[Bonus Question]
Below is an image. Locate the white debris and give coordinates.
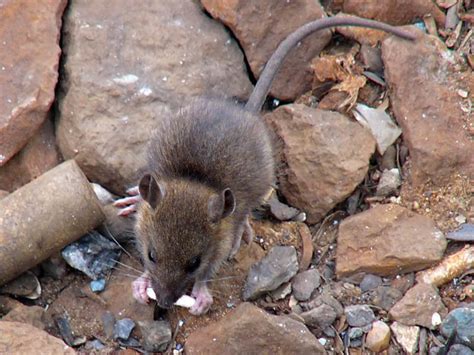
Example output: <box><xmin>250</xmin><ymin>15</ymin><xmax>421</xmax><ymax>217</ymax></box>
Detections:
<box><xmin>146</xmin><ymin>287</ymin><xmax>157</xmax><ymax>300</ymax></box>
<box><xmin>175</xmin><ymin>295</ymin><xmax>196</xmax><ymax>308</ymax></box>
<box><xmin>113</xmin><ymin>74</ymin><xmax>139</xmax><ymax>85</ymax></box>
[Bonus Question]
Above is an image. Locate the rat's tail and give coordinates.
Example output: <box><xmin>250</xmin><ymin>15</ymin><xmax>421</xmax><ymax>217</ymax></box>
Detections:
<box><xmin>244</xmin><ymin>16</ymin><xmax>417</xmax><ymax>113</ymax></box>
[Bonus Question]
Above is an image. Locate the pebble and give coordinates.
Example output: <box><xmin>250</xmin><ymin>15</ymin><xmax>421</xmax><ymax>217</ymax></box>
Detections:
<box><xmin>349</xmin><ymin>327</ymin><xmax>364</xmax><ymax>346</ymax></box>
<box><xmin>366</xmin><ymin>321</ymin><xmax>391</xmax><ymax>352</ymax></box>
<box><xmin>85</xmin><ymin>339</ymin><xmax>106</xmax><ymax>351</ymax></box>
<box><xmin>300</xmin><ymin>304</ymin><xmax>337</xmax><ymax>329</ymax></box>
<box><xmin>391</xmin><ymin>321</ymin><xmax>420</xmax><ymax>354</ymax></box>
<box><xmin>447</xmin><ymin>224</ymin><xmax>474</xmax><ymax>242</ymax></box>
<box><xmin>344</xmin><ymin>305</ymin><xmax>375</xmax><ymax>327</ymax></box>
<box><xmin>113</xmin><ymin>318</ymin><xmax>135</xmax><ymax>341</ymax></box>
<box><xmin>270</xmin><ymin>282</ymin><xmax>292</xmax><ymax>300</ymax></box>
<box><xmin>371</xmin><ymin>285</ymin><xmax>403</xmax><ymax>310</ymax></box>
<box><xmin>243</xmin><ymin>246</ymin><xmax>299</xmax><ymax>301</ymax></box>
<box><xmin>447</xmin><ymin>344</ymin><xmax>474</xmax><ymax>355</ymax></box>
<box><xmin>101</xmin><ymin>311</ymin><xmax>116</xmax><ymax>340</ymax></box>
<box><xmin>292</xmin><ymin>269</ymin><xmax>321</xmax><ymax>301</ymax></box>
<box><xmin>376</xmin><ymin>168</ymin><xmax>401</xmax><ymax>196</ymax></box>
<box><xmin>360</xmin><ymin>274</ymin><xmax>383</xmax><ymax>292</ymax></box>
<box><xmin>440</xmin><ymin>307</ymin><xmax>474</xmax><ymax>349</ymax></box>
<box><xmin>138</xmin><ymin>320</ymin><xmax>172</xmax><ymax>353</ymax></box>
<box><xmin>90</xmin><ymin>278</ymin><xmax>106</xmax><ymax>292</ymax></box>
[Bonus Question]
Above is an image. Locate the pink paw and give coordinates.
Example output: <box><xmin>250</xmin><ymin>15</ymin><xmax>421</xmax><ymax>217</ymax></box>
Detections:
<box><xmin>114</xmin><ymin>186</ymin><xmax>142</xmax><ymax>217</ymax></box>
<box><xmin>190</xmin><ymin>283</ymin><xmax>213</xmax><ymax>315</ymax></box>
<box><xmin>132</xmin><ymin>273</ymin><xmax>151</xmax><ymax>304</ymax></box>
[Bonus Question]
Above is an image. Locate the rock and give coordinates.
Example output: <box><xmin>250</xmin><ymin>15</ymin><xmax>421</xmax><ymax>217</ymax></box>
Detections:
<box><xmin>270</xmin><ymin>282</ymin><xmax>292</xmax><ymax>301</ymax></box>
<box><xmin>138</xmin><ymin>320</ymin><xmax>172</xmax><ymax>353</ymax></box>
<box><xmin>0</xmin><ymin>119</ymin><xmax>60</xmax><ymax>192</ymax></box>
<box><xmin>243</xmin><ymin>246</ymin><xmax>298</xmax><ymax>301</ymax></box>
<box><xmin>376</xmin><ymin>168</ymin><xmax>401</xmax><ymax>196</ymax></box>
<box><xmin>389</xmin><ymin>283</ymin><xmax>448</xmax><ymax>329</ymax></box>
<box><xmin>348</xmin><ymin>327</ymin><xmax>364</xmax><ymax>346</ymax></box>
<box><xmin>61</xmin><ymin>231</ymin><xmax>121</xmax><ymax>280</ymax></box>
<box><xmin>360</xmin><ymin>274</ymin><xmax>383</xmax><ymax>292</ymax></box>
<box><xmin>113</xmin><ymin>318</ymin><xmax>135</xmax><ymax>341</ymax></box>
<box><xmin>344</xmin><ymin>305</ymin><xmax>375</xmax><ymax>327</ymax></box>
<box><xmin>336</xmin><ymin>204</ymin><xmax>447</xmax><ymax>277</ymax></box>
<box><xmin>101</xmin><ymin>311</ymin><xmax>115</xmax><ymax>340</ymax></box>
<box><xmin>391</xmin><ymin>322</ymin><xmax>420</xmax><ymax>354</ymax></box>
<box><xmin>391</xmin><ymin>273</ymin><xmax>416</xmax><ymax>294</ymax></box>
<box><xmin>382</xmin><ymin>29</ymin><xmax>474</xmax><ymax>187</ymax></box>
<box><xmin>0</xmin><ymin>271</ymin><xmax>41</xmax><ymax>299</ymax></box>
<box><xmin>185</xmin><ymin>302</ymin><xmax>326</xmax><ymax>354</ymax></box>
<box><xmin>201</xmin><ymin>0</ymin><xmax>331</xmax><ymax>101</ymax></box>
<box><xmin>56</xmin><ymin>0</ymin><xmax>252</xmax><ymax>194</ymax></box>
<box><xmin>265</xmin><ymin>104</ymin><xmax>375</xmax><ymax>223</ymax></box>
<box><xmin>0</xmin><ymin>0</ymin><xmax>66</xmax><ymax>166</ymax></box>
<box><xmin>301</xmin><ymin>304</ymin><xmax>338</xmax><ymax>329</ymax></box>
<box><xmin>2</xmin><ymin>304</ymin><xmax>46</xmax><ymax>330</ymax></box>
<box><xmin>447</xmin><ymin>224</ymin><xmax>474</xmax><ymax>242</ymax></box>
<box><xmin>342</xmin><ymin>0</ymin><xmax>445</xmax><ymax>27</ymax></box>
<box><xmin>292</xmin><ymin>269</ymin><xmax>321</xmax><ymax>301</ymax></box>
<box><xmin>90</xmin><ymin>279</ymin><xmax>106</xmax><ymax>293</ymax></box>
<box><xmin>371</xmin><ymin>286</ymin><xmax>404</xmax><ymax>311</ymax></box>
<box><xmin>447</xmin><ymin>344</ymin><xmax>474</xmax><ymax>355</ymax></box>
<box><xmin>366</xmin><ymin>321</ymin><xmax>391</xmax><ymax>352</ymax></box>
<box><xmin>0</xmin><ymin>321</ymin><xmax>74</xmax><ymax>354</ymax></box>
<box><xmin>41</xmin><ymin>253</ymin><xmax>68</xmax><ymax>280</ymax></box>
<box><xmin>300</xmin><ymin>289</ymin><xmax>344</xmax><ymax>318</ymax></box>
<box><xmin>85</xmin><ymin>339</ymin><xmax>106</xmax><ymax>351</ymax></box>
<box><xmin>359</xmin><ymin>45</ymin><xmax>384</xmax><ymax>73</ymax></box>
<box><xmin>440</xmin><ymin>307</ymin><xmax>474</xmax><ymax>349</ymax></box>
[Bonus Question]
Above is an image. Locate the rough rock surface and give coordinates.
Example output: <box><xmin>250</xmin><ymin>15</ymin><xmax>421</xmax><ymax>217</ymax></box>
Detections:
<box><xmin>390</xmin><ymin>321</ymin><xmax>420</xmax><ymax>354</ymax></box>
<box><xmin>389</xmin><ymin>283</ymin><xmax>447</xmax><ymax>329</ymax></box>
<box><xmin>366</xmin><ymin>320</ymin><xmax>391</xmax><ymax>352</ymax></box>
<box><xmin>201</xmin><ymin>0</ymin><xmax>331</xmax><ymax>101</ymax></box>
<box><xmin>0</xmin><ymin>0</ymin><xmax>64</xmax><ymax>167</ymax></box>
<box><xmin>57</xmin><ymin>0</ymin><xmax>252</xmax><ymax>193</ymax></box>
<box><xmin>300</xmin><ymin>304</ymin><xmax>337</xmax><ymax>329</ymax></box>
<box><xmin>440</xmin><ymin>307</ymin><xmax>474</xmax><ymax>349</ymax></box>
<box><xmin>382</xmin><ymin>29</ymin><xmax>474</xmax><ymax>187</ymax></box>
<box><xmin>2</xmin><ymin>304</ymin><xmax>46</xmax><ymax>330</ymax></box>
<box><xmin>336</xmin><ymin>204</ymin><xmax>447</xmax><ymax>277</ymax></box>
<box><xmin>344</xmin><ymin>305</ymin><xmax>375</xmax><ymax>327</ymax></box>
<box><xmin>185</xmin><ymin>303</ymin><xmax>326</xmax><ymax>354</ymax></box>
<box><xmin>292</xmin><ymin>269</ymin><xmax>321</xmax><ymax>301</ymax></box>
<box><xmin>342</xmin><ymin>0</ymin><xmax>445</xmax><ymax>27</ymax></box>
<box><xmin>0</xmin><ymin>119</ymin><xmax>60</xmax><ymax>192</ymax></box>
<box><xmin>0</xmin><ymin>321</ymin><xmax>74</xmax><ymax>354</ymax></box>
<box><xmin>265</xmin><ymin>104</ymin><xmax>375</xmax><ymax>223</ymax></box>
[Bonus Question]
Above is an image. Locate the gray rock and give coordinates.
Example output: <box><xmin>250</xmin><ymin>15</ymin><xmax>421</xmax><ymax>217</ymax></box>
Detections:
<box><xmin>344</xmin><ymin>305</ymin><xmax>375</xmax><ymax>327</ymax></box>
<box><xmin>441</xmin><ymin>308</ymin><xmax>474</xmax><ymax>349</ymax></box>
<box><xmin>360</xmin><ymin>274</ymin><xmax>383</xmax><ymax>292</ymax></box>
<box><xmin>447</xmin><ymin>344</ymin><xmax>474</xmax><ymax>355</ymax></box>
<box><xmin>376</xmin><ymin>168</ymin><xmax>401</xmax><ymax>196</ymax></box>
<box><xmin>101</xmin><ymin>311</ymin><xmax>115</xmax><ymax>340</ymax></box>
<box><xmin>138</xmin><ymin>320</ymin><xmax>172</xmax><ymax>353</ymax></box>
<box><xmin>301</xmin><ymin>304</ymin><xmax>337</xmax><ymax>329</ymax></box>
<box><xmin>371</xmin><ymin>286</ymin><xmax>404</xmax><ymax>310</ymax></box>
<box><xmin>243</xmin><ymin>246</ymin><xmax>298</xmax><ymax>301</ymax></box>
<box><xmin>446</xmin><ymin>224</ymin><xmax>474</xmax><ymax>242</ymax></box>
<box><xmin>61</xmin><ymin>231</ymin><xmax>121</xmax><ymax>280</ymax></box>
<box><xmin>300</xmin><ymin>288</ymin><xmax>344</xmax><ymax>317</ymax></box>
<box><xmin>113</xmin><ymin>318</ymin><xmax>135</xmax><ymax>341</ymax></box>
<box><xmin>292</xmin><ymin>269</ymin><xmax>321</xmax><ymax>301</ymax></box>
<box><xmin>270</xmin><ymin>282</ymin><xmax>292</xmax><ymax>301</ymax></box>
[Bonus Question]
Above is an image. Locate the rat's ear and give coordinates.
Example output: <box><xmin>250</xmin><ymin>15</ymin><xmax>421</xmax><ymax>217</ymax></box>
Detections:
<box><xmin>138</xmin><ymin>174</ymin><xmax>164</xmax><ymax>209</ymax></box>
<box><xmin>208</xmin><ymin>188</ymin><xmax>235</xmax><ymax>223</ymax></box>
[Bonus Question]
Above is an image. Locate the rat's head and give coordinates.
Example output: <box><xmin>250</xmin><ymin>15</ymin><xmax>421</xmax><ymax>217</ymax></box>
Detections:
<box><xmin>135</xmin><ymin>174</ymin><xmax>235</xmax><ymax>308</ymax></box>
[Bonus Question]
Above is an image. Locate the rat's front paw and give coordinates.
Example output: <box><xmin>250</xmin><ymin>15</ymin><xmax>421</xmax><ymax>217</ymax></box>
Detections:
<box><xmin>190</xmin><ymin>283</ymin><xmax>213</xmax><ymax>315</ymax></box>
<box><xmin>114</xmin><ymin>186</ymin><xmax>142</xmax><ymax>217</ymax></box>
<box><xmin>132</xmin><ymin>273</ymin><xmax>151</xmax><ymax>304</ymax></box>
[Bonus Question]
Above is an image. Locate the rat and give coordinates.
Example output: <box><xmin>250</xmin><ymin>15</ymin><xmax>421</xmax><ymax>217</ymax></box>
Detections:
<box><xmin>114</xmin><ymin>16</ymin><xmax>416</xmax><ymax>315</ymax></box>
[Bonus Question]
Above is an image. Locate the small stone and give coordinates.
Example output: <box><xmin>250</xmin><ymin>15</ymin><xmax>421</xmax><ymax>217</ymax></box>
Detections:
<box><xmin>101</xmin><ymin>311</ymin><xmax>115</xmax><ymax>340</ymax></box>
<box><xmin>360</xmin><ymin>274</ymin><xmax>383</xmax><ymax>292</ymax></box>
<box><xmin>90</xmin><ymin>278</ymin><xmax>106</xmax><ymax>293</ymax></box>
<box><xmin>300</xmin><ymin>304</ymin><xmax>338</xmax><ymax>329</ymax></box>
<box><xmin>243</xmin><ymin>246</ymin><xmax>299</xmax><ymax>301</ymax></box>
<box><xmin>85</xmin><ymin>339</ymin><xmax>106</xmax><ymax>350</ymax></box>
<box><xmin>376</xmin><ymin>168</ymin><xmax>401</xmax><ymax>196</ymax></box>
<box><xmin>440</xmin><ymin>307</ymin><xmax>474</xmax><ymax>349</ymax></box>
<box><xmin>138</xmin><ymin>320</ymin><xmax>172</xmax><ymax>353</ymax></box>
<box><xmin>389</xmin><ymin>283</ymin><xmax>447</xmax><ymax>329</ymax></box>
<box><xmin>292</xmin><ymin>269</ymin><xmax>321</xmax><ymax>301</ymax></box>
<box><xmin>300</xmin><ymin>289</ymin><xmax>344</xmax><ymax>317</ymax></box>
<box><xmin>457</xmin><ymin>89</ymin><xmax>468</xmax><ymax>98</ymax></box>
<box><xmin>447</xmin><ymin>344</ymin><xmax>474</xmax><ymax>355</ymax></box>
<box><xmin>455</xmin><ymin>215</ymin><xmax>467</xmax><ymax>225</ymax></box>
<box><xmin>391</xmin><ymin>322</ymin><xmax>420</xmax><ymax>354</ymax></box>
<box><xmin>113</xmin><ymin>318</ymin><xmax>135</xmax><ymax>341</ymax></box>
<box><xmin>447</xmin><ymin>224</ymin><xmax>474</xmax><ymax>242</ymax></box>
<box><xmin>366</xmin><ymin>321</ymin><xmax>391</xmax><ymax>352</ymax></box>
<box><xmin>349</xmin><ymin>327</ymin><xmax>364</xmax><ymax>340</ymax></box>
<box><xmin>344</xmin><ymin>305</ymin><xmax>375</xmax><ymax>327</ymax></box>
<box><xmin>270</xmin><ymin>282</ymin><xmax>292</xmax><ymax>301</ymax></box>
<box><xmin>2</xmin><ymin>304</ymin><xmax>46</xmax><ymax>330</ymax></box>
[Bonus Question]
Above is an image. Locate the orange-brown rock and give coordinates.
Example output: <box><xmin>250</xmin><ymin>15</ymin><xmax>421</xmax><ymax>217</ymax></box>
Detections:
<box><xmin>382</xmin><ymin>29</ymin><xmax>474</xmax><ymax>187</ymax></box>
<box><xmin>0</xmin><ymin>0</ymin><xmax>66</xmax><ymax>166</ymax></box>
<box><xmin>336</xmin><ymin>204</ymin><xmax>447</xmax><ymax>278</ymax></box>
<box><xmin>185</xmin><ymin>303</ymin><xmax>326</xmax><ymax>354</ymax></box>
<box><xmin>342</xmin><ymin>0</ymin><xmax>445</xmax><ymax>27</ymax></box>
<box><xmin>201</xmin><ymin>0</ymin><xmax>331</xmax><ymax>101</ymax></box>
<box><xmin>0</xmin><ymin>118</ymin><xmax>60</xmax><ymax>192</ymax></box>
<box><xmin>265</xmin><ymin>104</ymin><xmax>375</xmax><ymax>224</ymax></box>
<box><xmin>0</xmin><ymin>321</ymin><xmax>75</xmax><ymax>354</ymax></box>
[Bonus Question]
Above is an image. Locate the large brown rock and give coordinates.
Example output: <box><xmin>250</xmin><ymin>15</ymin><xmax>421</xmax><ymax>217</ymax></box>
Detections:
<box><xmin>201</xmin><ymin>0</ymin><xmax>331</xmax><ymax>101</ymax></box>
<box><xmin>336</xmin><ymin>204</ymin><xmax>447</xmax><ymax>278</ymax></box>
<box><xmin>57</xmin><ymin>0</ymin><xmax>252</xmax><ymax>194</ymax></box>
<box><xmin>382</xmin><ymin>29</ymin><xmax>474</xmax><ymax>187</ymax></box>
<box><xmin>0</xmin><ymin>0</ymin><xmax>66</xmax><ymax>166</ymax></box>
<box><xmin>343</xmin><ymin>0</ymin><xmax>445</xmax><ymax>27</ymax></box>
<box><xmin>0</xmin><ymin>118</ymin><xmax>60</xmax><ymax>192</ymax></box>
<box><xmin>185</xmin><ymin>302</ymin><xmax>326</xmax><ymax>354</ymax></box>
<box><xmin>265</xmin><ymin>104</ymin><xmax>375</xmax><ymax>224</ymax></box>
<box><xmin>0</xmin><ymin>321</ymin><xmax>75</xmax><ymax>354</ymax></box>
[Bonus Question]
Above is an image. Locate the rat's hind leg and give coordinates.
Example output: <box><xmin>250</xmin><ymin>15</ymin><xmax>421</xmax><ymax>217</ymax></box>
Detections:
<box><xmin>228</xmin><ymin>215</ymin><xmax>254</xmax><ymax>259</ymax></box>
<box><xmin>113</xmin><ymin>186</ymin><xmax>142</xmax><ymax>216</ymax></box>
<box><xmin>190</xmin><ymin>280</ymin><xmax>213</xmax><ymax>315</ymax></box>
<box><xmin>132</xmin><ymin>270</ymin><xmax>151</xmax><ymax>304</ymax></box>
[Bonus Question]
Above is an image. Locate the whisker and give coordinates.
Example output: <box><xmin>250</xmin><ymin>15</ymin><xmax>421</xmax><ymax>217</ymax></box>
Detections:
<box><xmin>114</xmin><ymin>259</ymin><xmax>143</xmax><ymax>274</ymax></box>
<box><xmin>207</xmin><ymin>275</ymin><xmax>240</xmax><ymax>282</ymax></box>
<box><xmin>103</xmin><ymin>224</ymin><xmax>140</xmax><ymax>263</ymax></box>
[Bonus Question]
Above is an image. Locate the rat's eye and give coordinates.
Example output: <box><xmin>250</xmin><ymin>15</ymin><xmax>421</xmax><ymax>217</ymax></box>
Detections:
<box><xmin>185</xmin><ymin>255</ymin><xmax>201</xmax><ymax>274</ymax></box>
<box><xmin>148</xmin><ymin>249</ymin><xmax>157</xmax><ymax>263</ymax></box>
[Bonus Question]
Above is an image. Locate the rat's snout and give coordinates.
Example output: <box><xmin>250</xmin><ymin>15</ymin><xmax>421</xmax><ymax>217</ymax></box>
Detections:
<box><xmin>152</xmin><ymin>282</ymin><xmax>182</xmax><ymax>309</ymax></box>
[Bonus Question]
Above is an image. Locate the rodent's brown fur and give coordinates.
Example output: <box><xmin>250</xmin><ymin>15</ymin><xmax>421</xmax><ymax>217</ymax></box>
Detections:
<box><xmin>135</xmin><ymin>99</ymin><xmax>274</xmax><ymax>306</ymax></box>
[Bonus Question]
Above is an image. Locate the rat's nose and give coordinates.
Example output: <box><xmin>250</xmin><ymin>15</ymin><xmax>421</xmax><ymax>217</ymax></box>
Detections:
<box><xmin>157</xmin><ymin>291</ymin><xmax>180</xmax><ymax>309</ymax></box>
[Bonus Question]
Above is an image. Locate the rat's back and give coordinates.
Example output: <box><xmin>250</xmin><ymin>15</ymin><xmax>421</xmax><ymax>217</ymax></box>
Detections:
<box><xmin>146</xmin><ymin>99</ymin><xmax>274</xmax><ymax>214</ymax></box>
